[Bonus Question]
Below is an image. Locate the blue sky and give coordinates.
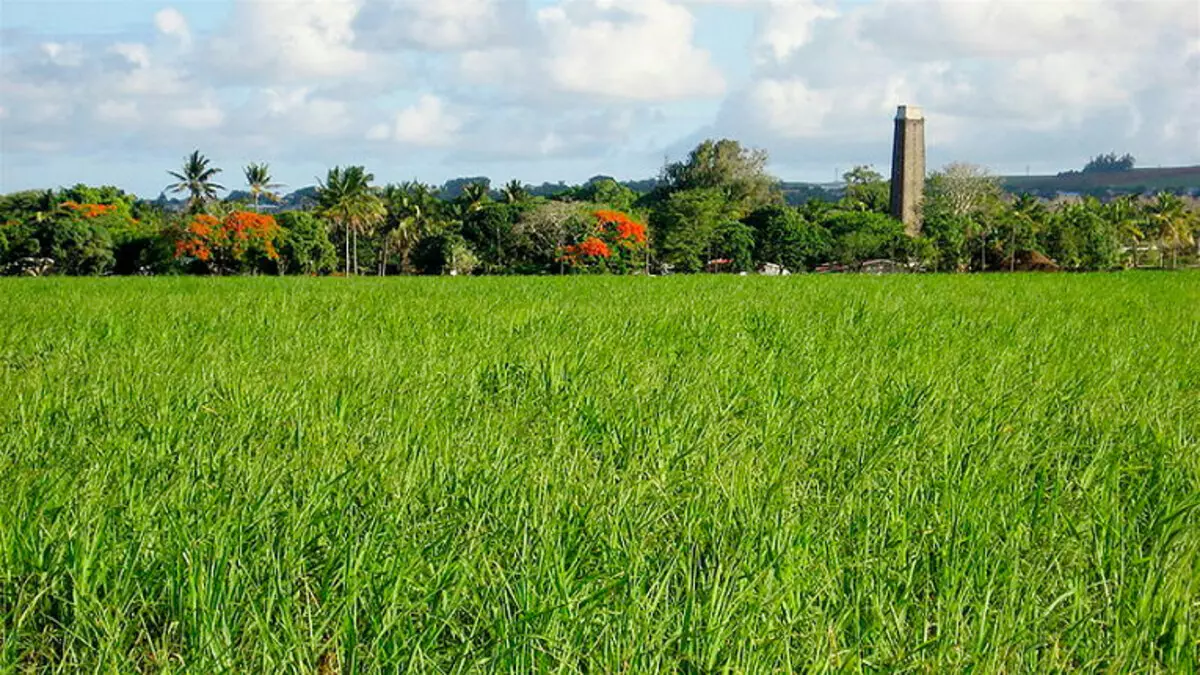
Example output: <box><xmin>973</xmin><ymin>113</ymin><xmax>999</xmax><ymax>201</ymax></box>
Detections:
<box><xmin>1</xmin><ymin>0</ymin><xmax>1197</xmax><ymax>197</ymax></box>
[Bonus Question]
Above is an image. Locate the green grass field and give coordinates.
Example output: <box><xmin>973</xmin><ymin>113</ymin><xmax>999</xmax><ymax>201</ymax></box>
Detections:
<box><xmin>2</xmin><ymin>274</ymin><xmax>1198</xmax><ymax>672</ymax></box>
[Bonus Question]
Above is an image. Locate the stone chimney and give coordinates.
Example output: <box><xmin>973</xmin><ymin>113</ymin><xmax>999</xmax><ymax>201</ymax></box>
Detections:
<box><xmin>890</xmin><ymin>105</ymin><xmax>925</xmax><ymax>236</ymax></box>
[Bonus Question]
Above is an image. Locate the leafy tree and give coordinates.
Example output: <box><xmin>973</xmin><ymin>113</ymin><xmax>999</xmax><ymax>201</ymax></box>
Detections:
<box><xmin>1106</xmin><ymin>195</ymin><xmax>1146</xmax><ymax>268</ymax></box>
<box><xmin>513</xmin><ymin>201</ymin><xmax>594</xmax><ymax>273</ymax></box>
<box><xmin>316</xmin><ymin>166</ymin><xmax>385</xmax><ymax>275</ymax></box>
<box><xmin>411</xmin><ymin>230</ymin><xmax>480</xmax><ymax>276</ymax></box>
<box><xmin>661</xmin><ymin>139</ymin><xmax>780</xmax><ymax>214</ymax></box>
<box><xmin>447</xmin><ymin>238</ymin><xmax>480</xmax><ymax>276</ymax></box>
<box><xmin>277</xmin><ymin>212</ymin><xmax>336</xmax><ymax>275</ymax></box>
<box><xmin>34</xmin><ymin>209</ymin><xmax>115</xmax><ymax>274</ymax></box>
<box><xmin>110</xmin><ymin>215</ymin><xmax>173</xmax><ymax>275</ymax></box>
<box><xmin>461</xmin><ymin>202</ymin><xmax>521</xmax><ymax>272</ymax></box>
<box><xmin>841</xmin><ymin>166</ymin><xmax>890</xmax><ymax>213</ymax></box>
<box><xmin>1147</xmin><ymin>192</ymin><xmax>1196</xmax><ymax>269</ymax></box>
<box><xmin>59</xmin><ymin>185</ymin><xmax>136</xmax><ymax>218</ymax></box>
<box><xmin>501</xmin><ymin>180</ymin><xmax>530</xmax><ymax>205</ymax></box>
<box><xmin>991</xmin><ymin>194</ymin><xmax>1048</xmax><ymax>271</ymax></box>
<box><xmin>0</xmin><ymin>191</ymin><xmax>55</xmax><ymax>270</ymax></box>
<box><xmin>167</xmin><ymin>151</ymin><xmax>225</xmax><ymax>213</ymax></box>
<box><xmin>711</xmin><ymin>220</ymin><xmax>756</xmax><ymax>272</ymax></box>
<box><xmin>1083</xmin><ymin>152</ymin><xmax>1135</xmax><ymax>173</ymax></box>
<box><xmin>577</xmin><ymin>177</ymin><xmax>638</xmax><ymax>213</ymax></box>
<box><xmin>928</xmin><ymin>162</ymin><xmax>1003</xmax><ymax>218</ymax></box>
<box><xmin>440</xmin><ymin>177</ymin><xmax>491</xmax><ymax>201</ymax></box>
<box><xmin>457</xmin><ymin>182</ymin><xmax>491</xmax><ymax>214</ymax></box>
<box><xmin>379</xmin><ymin>182</ymin><xmax>436</xmax><ymax>275</ymax></box>
<box><xmin>0</xmin><ymin>190</ymin><xmax>56</xmax><ymax>226</ymax></box>
<box><xmin>557</xmin><ymin>210</ymin><xmax>648</xmax><ymax>274</ymax></box>
<box><xmin>243</xmin><ymin>163</ymin><xmax>284</xmax><ymax>212</ymax></box>
<box><xmin>651</xmin><ymin>188</ymin><xmax>735</xmax><ymax>272</ymax></box>
<box><xmin>822</xmin><ymin>211</ymin><xmax>909</xmax><ymax>266</ymax></box>
<box><xmin>927</xmin><ymin>163</ymin><xmax>1005</xmax><ymax>269</ymax></box>
<box><xmin>920</xmin><ymin>209</ymin><xmax>971</xmax><ymax>272</ymax></box>
<box><xmin>174</xmin><ymin>211</ymin><xmax>281</xmax><ymax>274</ymax></box>
<box><xmin>744</xmin><ymin>205</ymin><xmax>831</xmax><ymax>271</ymax></box>
<box><xmin>1044</xmin><ymin>199</ymin><xmax>1120</xmax><ymax>271</ymax></box>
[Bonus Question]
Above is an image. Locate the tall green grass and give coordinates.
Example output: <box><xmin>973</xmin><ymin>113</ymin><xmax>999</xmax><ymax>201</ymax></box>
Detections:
<box><xmin>1</xmin><ymin>274</ymin><xmax>1198</xmax><ymax>672</ymax></box>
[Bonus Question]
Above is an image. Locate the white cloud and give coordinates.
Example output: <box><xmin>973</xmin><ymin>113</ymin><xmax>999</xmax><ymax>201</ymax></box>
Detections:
<box><xmin>459</xmin><ymin>47</ymin><xmax>526</xmax><ymax>84</ymax></box>
<box><xmin>743</xmin><ymin>78</ymin><xmax>835</xmax><ymax>138</ymax></box>
<box><xmin>257</xmin><ymin>88</ymin><xmax>352</xmax><ymax>137</ymax></box>
<box><xmin>154</xmin><ymin>8</ymin><xmax>191</xmax><ymax>46</ymax></box>
<box><xmin>110</xmin><ymin>43</ymin><xmax>151</xmax><ymax>69</ymax></box>
<box><xmin>209</xmin><ymin>0</ymin><xmax>371</xmax><ymax>82</ymax></box>
<box><xmin>708</xmin><ymin>0</ymin><xmax>1200</xmax><ymax>172</ymax></box>
<box><xmin>169</xmin><ymin>99</ymin><xmax>224</xmax><ymax>130</ymax></box>
<box><xmin>1</xmin><ymin>0</ymin><xmax>1197</xmax><ymax>194</ymax></box>
<box><xmin>753</xmin><ymin>0</ymin><xmax>838</xmax><ymax>64</ymax></box>
<box><xmin>355</xmin><ymin>0</ymin><xmax>520</xmax><ymax>51</ymax></box>
<box><xmin>40</xmin><ymin>42</ymin><xmax>84</xmax><ymax>67</ymax></box>
<box><xmin>95</xmin><ymin>100</ymin><xmax>140</xmax><ymax>124</ymax></box>
<box><xmin>537</xmin><ymin>0</ymin><xmax>725</xmax><ymax>101</ymax></box>
<box><xmin>369</xmin><ymin>95</ymin><xmax>463</xmax><ymax>146</ymax></box>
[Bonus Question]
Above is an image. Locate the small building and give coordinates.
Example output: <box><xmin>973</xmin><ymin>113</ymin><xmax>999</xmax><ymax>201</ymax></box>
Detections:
<box><xmin>757</xmin><ymin>262</ymin><xmax>790</xmax><ymax>276</ymax></box>
<box><xmin>813</xmin><ymin>263</ymin><xmax>848</xmax><ymax>274</ymax></box>
<box><xmin>705</xmin><ymin>258</ymin><xmax>733</xmax><ymax>273</ymax></box>
<box><xmin>859</xmin><ymin>259</ymin><xmax>906</xmax><ymax>275</ymax></box>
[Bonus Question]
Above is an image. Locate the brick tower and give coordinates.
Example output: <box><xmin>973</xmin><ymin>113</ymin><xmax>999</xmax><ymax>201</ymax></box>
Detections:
<box><xmin>889</xmin><ymin>105</ymin><xmax>925</xmax><ymax>236</ymax></box>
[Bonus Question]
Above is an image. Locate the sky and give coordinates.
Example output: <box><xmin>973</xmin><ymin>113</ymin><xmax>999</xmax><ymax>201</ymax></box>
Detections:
<box><xmin>1</xmin><ymin>0</ymin><xmax>1197</xmax><ymax>197</ymax></box>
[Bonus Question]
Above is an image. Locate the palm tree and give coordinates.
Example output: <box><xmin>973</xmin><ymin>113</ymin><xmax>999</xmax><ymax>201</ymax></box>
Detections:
<box><xmin>458</xmin><ymin>182</ymin><xmax>490</xmax><ymax>213</ymax></box>
<box><xmin>1148</xmin><ymin>192</ymin><xmax>1195</xmax><ymax>269</ymax></box>
<box><xmin>1006</xmin><ymin>194</ymin><xmax>1044</xmax><ymax>271</ymax></box>
<box><xmin>167</xmin><ymin>150</ymin><xmax>224</xmax><ymax>213</ymax></box>
<box><xmin>502</xmin><ymin>180</ymin><xmax>529</xmax><ymax>204</ymax></box>
<box><xmin>316</xmin><ymin>166</ymin><xmax>385</xmax><ymax>275</ymax></box>
<box><xmin>379</xmin><ymin>182</ymin><xmax>430</xmax><ymax>275</ymax></box>
<box><xmin>243</xmin><ymin>163</ymin><xmax>284</xmax><ymax>212</ymax></box>
<box><xmin>1107</xmin><ymin>195</ymin><xmax>1145</xmax><ymax>268</ymax></box>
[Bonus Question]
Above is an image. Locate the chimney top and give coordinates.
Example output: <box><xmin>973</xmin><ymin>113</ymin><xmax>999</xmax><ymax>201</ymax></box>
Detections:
<box><xmin>896</xmin><ymin>105</ymin><xmax>924</xmax><ymax>120</ymax></box>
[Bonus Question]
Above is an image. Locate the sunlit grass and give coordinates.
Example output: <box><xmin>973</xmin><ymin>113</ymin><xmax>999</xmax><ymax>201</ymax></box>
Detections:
<box><xmin>1</xmin><ymin>273</ymin><xmax>1198</xmax><ymax>672</ymax></box>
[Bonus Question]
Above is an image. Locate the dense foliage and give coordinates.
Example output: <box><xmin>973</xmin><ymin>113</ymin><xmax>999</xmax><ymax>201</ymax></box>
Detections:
<box><xmin>1083</xmin><ymin>152</ymin><xmax>1137</xmax><ymax>174</ymax></box>
<box><xmin>2</xmin><ymin>144</ymin><xmax>1197</xmax><ymax>276</ymax></box>
<box><xmin>1</xmin><ymin>275</ymin><xmax>1197</xmax><ymax>670</ymax></box>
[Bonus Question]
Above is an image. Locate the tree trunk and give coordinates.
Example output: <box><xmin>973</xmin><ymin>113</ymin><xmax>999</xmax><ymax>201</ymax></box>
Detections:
<box><xmin>344</xmin><ymin>224</ymin><xmax>351</xmax><ymax>276</ymax></box>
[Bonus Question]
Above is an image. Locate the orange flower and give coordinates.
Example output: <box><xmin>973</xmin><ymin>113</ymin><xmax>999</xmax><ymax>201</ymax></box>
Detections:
<box><xmin>593</xmin><ymin>209</ymin><xmax>646</xmax><ymax>245</ymax></box>
<box><xmin>174</xmin><ymin>211</ymin><xmax>279</xmax><ymax>264</ymax></box>
<box><xmin>576</xmin><ymin>236</ymin><xmax>611</xmax><ymax>258</ymax></box>
<box><xmin>61</xmin><ymin>201</ymin><xmax>118</xmax><ymax>219</ymax></box>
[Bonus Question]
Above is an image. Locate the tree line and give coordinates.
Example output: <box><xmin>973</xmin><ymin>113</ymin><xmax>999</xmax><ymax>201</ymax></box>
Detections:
<box><xmin>2</xmin><ymin>140</ymin><xmax>1197</xmax><ymax>277</ymax></box>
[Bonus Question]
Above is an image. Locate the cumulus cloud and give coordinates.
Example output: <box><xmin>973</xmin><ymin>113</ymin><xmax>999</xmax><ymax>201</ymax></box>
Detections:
<box><xmin>0</xmin><ymin>0</ymin><xmax>1196</xmax><ymax>194</ymax></box>
<box><xmin>709</xmin><ymin>0</ymin><xmax>1200</xmax><ymax>173</ymax></box>
<box><xmin>95</xmin><ymin>100</ymin><xmax>141</xmax><ymax>125</ymax></box>
<box><xmin>154</xmin><ymin>8</ymin><xmax>191</xmax><ymax>46</ymax></box>
<box><xmin>536</xmin><ymin>0</ymin><xmax>725</xmax><ymax>101</ymax></box>
<box><xmin>207</xmin><ymin>0</ymin><xmax>373</xmax><ymax>83</ymax></box>
<box><xmin>355</xmin><ymin>0</ymin><xmax>526</xmax><ymax>51</ymax></box>
<box><xmin>368</xmin><ymin>95</ymin><xmax>464</xmax><ymax>146</ymax></box>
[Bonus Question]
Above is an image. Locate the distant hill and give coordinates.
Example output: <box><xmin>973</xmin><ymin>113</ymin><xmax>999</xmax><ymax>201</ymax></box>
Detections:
<box><xmin>134</xmin><ymin>165</ymin><xmax>1200</xmax><ymax>213</ymax></box>
<box><xmin>1001</xmin><ymin>166</ymin><xmax>1200</xmax><ymax>197</ymax></box>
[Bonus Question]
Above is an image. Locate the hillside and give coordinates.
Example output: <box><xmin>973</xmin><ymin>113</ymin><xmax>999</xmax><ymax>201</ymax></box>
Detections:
<box><xmin>1001</xmin><ymin>166</ymin><xmax>1200</xmax><ymax>195</ymax></box>
<box><xmin>135</xmin><ymin>165</ymin><xmax>1200</xmax><ymax>212</ymax></box>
